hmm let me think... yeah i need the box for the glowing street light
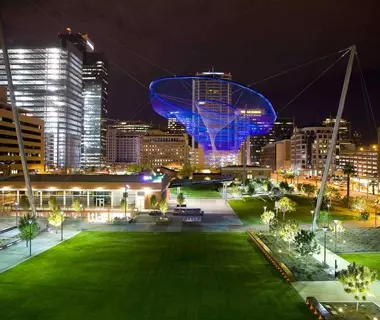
[322,226,329,267]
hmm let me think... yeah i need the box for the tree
[325,186,341,202]
[343,163,355,208]
[318,211,329,227]
[301,184,316,198]
[351,196,370,214]
[294,230,320,256]
[159,199,168,217]
[277,197,297,220]
[18,212,39,247]
[177,192,185,206]
[149,194,158,209]
[48,196,63,233]
[278,220,299,250]
[336,262,377,311]
[19,195,30,211]
[120,198,128,211]
[260,210,275,231]
[178,163,194,178]
[72,198,82,212]
[229,185,241,199]
[247,183,256,196]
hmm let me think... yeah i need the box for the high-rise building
[108,120,152,134]
[140,130,188,167]
[59,29,108,169]
[193,71,233,167]
[81,52,108,168]
[0,45,84,169]
[106,128,141,164]
[0,88,44,175]
[250,118,294,166]
[291,126,333,176]
[167,117,185,133]
[322,117,351,142]
[352,129,363,146]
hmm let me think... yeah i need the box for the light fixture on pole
[27,219,33,257]
[14,201,19,227]
[263,206,267,212]
[333,219,338,253]
[327,203,331,227]
[60,211,64,241]
[322,226,329,267]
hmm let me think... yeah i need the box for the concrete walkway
[292,245,380,305]
[0,228,80,273]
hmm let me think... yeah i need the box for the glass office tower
[81,52,108,168]
[0,45,84,169]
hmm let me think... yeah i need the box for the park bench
[173,208,204,216]
[182,216,202,223]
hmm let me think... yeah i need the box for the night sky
[2,0,380,143]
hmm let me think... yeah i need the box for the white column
[87,191,90,208]
[63,190,66,208]
[110,191,114,208]
[40,191,43,208]
[16,190,19,203]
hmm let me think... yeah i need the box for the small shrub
[359,212,370,221]
[294,230,320,256]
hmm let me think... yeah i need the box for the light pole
[323,226,329,267]
[333,219,338,253]
[60,211,64,241]
[28,219,33,257]
[327,203,331,227]
[14,201,19,227]
[124,185,130,219]
[263,206,267,213]
[80,204,84,231]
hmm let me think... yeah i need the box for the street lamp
[14,201,19,227]
[263,206,267,212]
[27,219,33,257]
[333,219,338,253]
[60,211,64,241]
[124,185,130,219]
[327,203,331,227]
[322,226,329,267]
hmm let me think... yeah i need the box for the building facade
[261,139,291,171]
[250,118,294,166]
[291,126,333,177]
[108,120,152,134]
[140,130,188,167]
[106,128,141,164]
[0,46,84,169]
[322,117,351,142]
[0,91,44,175]
[81,52,108,168]
[167,117,185,133]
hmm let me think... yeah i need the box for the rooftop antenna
[312,45,356,231]
[0,17,37,216]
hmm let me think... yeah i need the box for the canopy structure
[149,76,276,161]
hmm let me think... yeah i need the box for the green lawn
[171,185,221,198]
[340,253,380,279]
[0,232,312,320]
[229,195,357,225]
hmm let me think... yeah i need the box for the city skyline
[2,0,379,143]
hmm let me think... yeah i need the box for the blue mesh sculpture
[150,76,276,159]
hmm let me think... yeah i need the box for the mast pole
[312,46,355,231]
[0,17,37,216]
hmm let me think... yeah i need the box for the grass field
[0,232,312,320]
[229,195,357,225]
[340,253,380,279]
[171,185,221,198]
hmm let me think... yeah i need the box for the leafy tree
[278,220,299,250]
[72,198,82,212]
[317,211,329,227]
[359,212,370,221]
[301,184,316,198]
[48,196,63,233]
[178,163,194,178]
[260,210,275,231]
[159,199,168,216]
[120,198,128,211]
[149,194,158,209]
[343,163,355,208]
[336,262,377,311]
[313,194,330,211]
[229,185,241,199]
[269,217,281,235]
[18,212,39,246]
[19,195,30,211]
[277,196,297,220]
[325,186,341,202]
[177,192,185,206]
[247,183,256,196]
[351,196,370,213]
[294,230,320,256]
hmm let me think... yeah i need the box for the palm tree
[343,163,355,208]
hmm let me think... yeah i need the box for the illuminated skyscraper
[81,52,108,168]
[0,45,84,169]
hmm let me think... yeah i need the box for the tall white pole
[0,17,37,216]
[312,46,355,231]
